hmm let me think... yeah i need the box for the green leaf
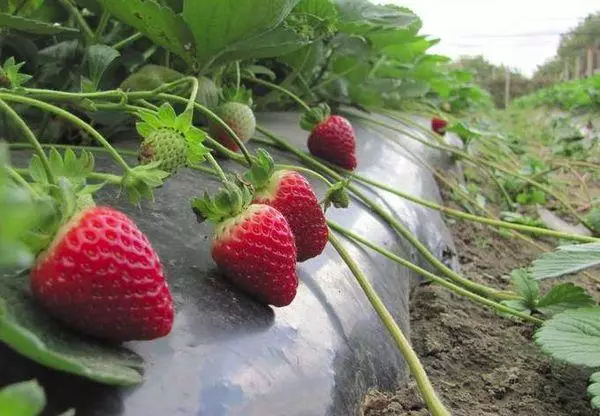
[336,0,419,34]
[96,0,196,64]
[368,28,418,50]
[0,380,45,416]
[532,242,600,280]
[510,269,539,309]
[0,12,78,34]
[534,307,600,367]
[0,0,44,16]
[85,45,120,91]
[500,299,532,314]
[0,275,144,386]
[589,372,600,409]
[214,25,311,64]
[183,0,300,66]
[294,0,337,20]
[537,283,596,315]
[382,38,433,62]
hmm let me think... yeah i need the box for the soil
[360,190,600,416]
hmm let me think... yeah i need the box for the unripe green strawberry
[139,128,187,173]
[209,102,256,152]
[196,76,220,109]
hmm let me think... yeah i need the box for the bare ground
[360,191,600,416]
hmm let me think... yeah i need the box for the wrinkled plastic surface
[0,112,457,416]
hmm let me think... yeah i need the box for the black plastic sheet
[1,112,457,416]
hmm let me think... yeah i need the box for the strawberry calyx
[243,149,275,191]
[323,179,351,211]
[121,162,170,205]
[0,57,32,89]
[19,148,115,255]
[300,103,331,132]
[221,86,253,107]
[191,180,253,224]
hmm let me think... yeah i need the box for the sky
[373,0,600,76]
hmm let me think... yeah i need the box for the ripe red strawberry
[209,102,256,152]
[431,117,448,136]
[302,105,357,171]
[30,206,174,342]
[192,183,298,307]
[246,151,328,262]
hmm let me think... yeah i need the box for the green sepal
[191,180,253,224]
[0,57,32,89]
[122,162,170,206]
[243,148,275,190]
[323,179,350,211]
[300,103,330,132]
[221,86,253,106]
[19,148,102,255]
[28,148,95,192]
[185,126,210,166]
[0,143,57,268]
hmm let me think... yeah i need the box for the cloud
[372,0,599,75]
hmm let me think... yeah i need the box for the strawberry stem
[112,32,144,50]
[243,76,312,113]
[329,221,541,323]
[322,160,598,243]
[0,99,56,185]
[183,76,199,113]
[6,166,40,197]
[0,93,132,174]
[255,125,516,302]
[235,61,241,93]
[347,111,594,232]
[5,87,255,167]
[327,232,452,416]
[9,142,139,158]
[205,154,229,183]
[15,167,122,186]
[57,0,94,44]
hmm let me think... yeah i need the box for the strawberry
[209,102,256,152]
[431,117,448,136]
[30,206,174,342]
[192,182,298,307]
[246,150,328,262]
[301,104,357,171]
[139,128,187,173]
